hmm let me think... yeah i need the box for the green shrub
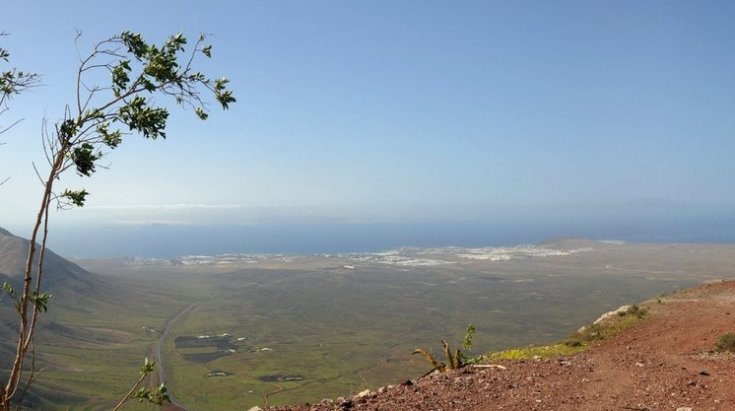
[627,305,647,318]
[716,332,735,352]
[413,324,479,373]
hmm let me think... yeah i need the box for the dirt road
[156,302,198,411]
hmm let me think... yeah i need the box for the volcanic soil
[267,280,735,411]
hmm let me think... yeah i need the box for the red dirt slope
[268,280,735,411]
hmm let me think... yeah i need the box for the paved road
[154,302,199,411]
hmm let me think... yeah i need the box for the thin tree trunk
[2,148,64,408]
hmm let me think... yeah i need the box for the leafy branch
[111,358,170,411]
[0,31,234,411]
[0,33,40,119]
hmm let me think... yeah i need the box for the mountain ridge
[0,227,91,286]
[0,226,159,320]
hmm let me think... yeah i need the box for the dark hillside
[0,226,186,409]
[0,227,155,311]
[0,226,96,290]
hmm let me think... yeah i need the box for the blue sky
[1,1,735,251]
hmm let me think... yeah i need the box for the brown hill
[0,227,90,289]
[1,227,187,408]
[1,227,117,362]
[0,226,154,357]
[0,227,133,306]
[267,280,735,411]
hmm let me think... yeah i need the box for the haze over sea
[2,2,734,261]
[42,205,735,258]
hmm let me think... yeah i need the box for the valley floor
[267,280,735,411]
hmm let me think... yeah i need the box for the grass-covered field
[7,240,734,410]
[4,274,204,410]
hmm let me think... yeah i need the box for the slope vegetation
[270,280,735,410]
[0,227,191,410]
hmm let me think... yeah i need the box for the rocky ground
[265,280,735,411]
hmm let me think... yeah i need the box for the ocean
[47,212,735,258]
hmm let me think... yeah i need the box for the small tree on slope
[0,31,234,410]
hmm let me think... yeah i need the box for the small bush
[627,305,647,318]
[716,332,735,352]
[413,324,479,373]
[564,339,583,347]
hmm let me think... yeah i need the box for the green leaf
[120,31,149,60]
[202,45,212,58]
[112,59,131,90]
[97,122,123,148]
[166,33,187,53]
[2,282,17,299]
[61,189,90,207]
[2,282,22,312]
[58,119,80,141]
[31,291,52,312]
[213,78,236,109]
[195,107,208,120]
[118,96,169,139]
[140,357,156,375]
[462,324,475,351]
[70,143,102,176]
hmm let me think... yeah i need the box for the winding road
[154,302,199,411]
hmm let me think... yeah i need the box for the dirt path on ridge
[268,279,735,411]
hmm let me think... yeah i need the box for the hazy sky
[1,1,734,236]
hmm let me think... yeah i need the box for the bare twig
[110,374,147,411]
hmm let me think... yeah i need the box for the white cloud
[89,203,247,210]
[111,219,199,226]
